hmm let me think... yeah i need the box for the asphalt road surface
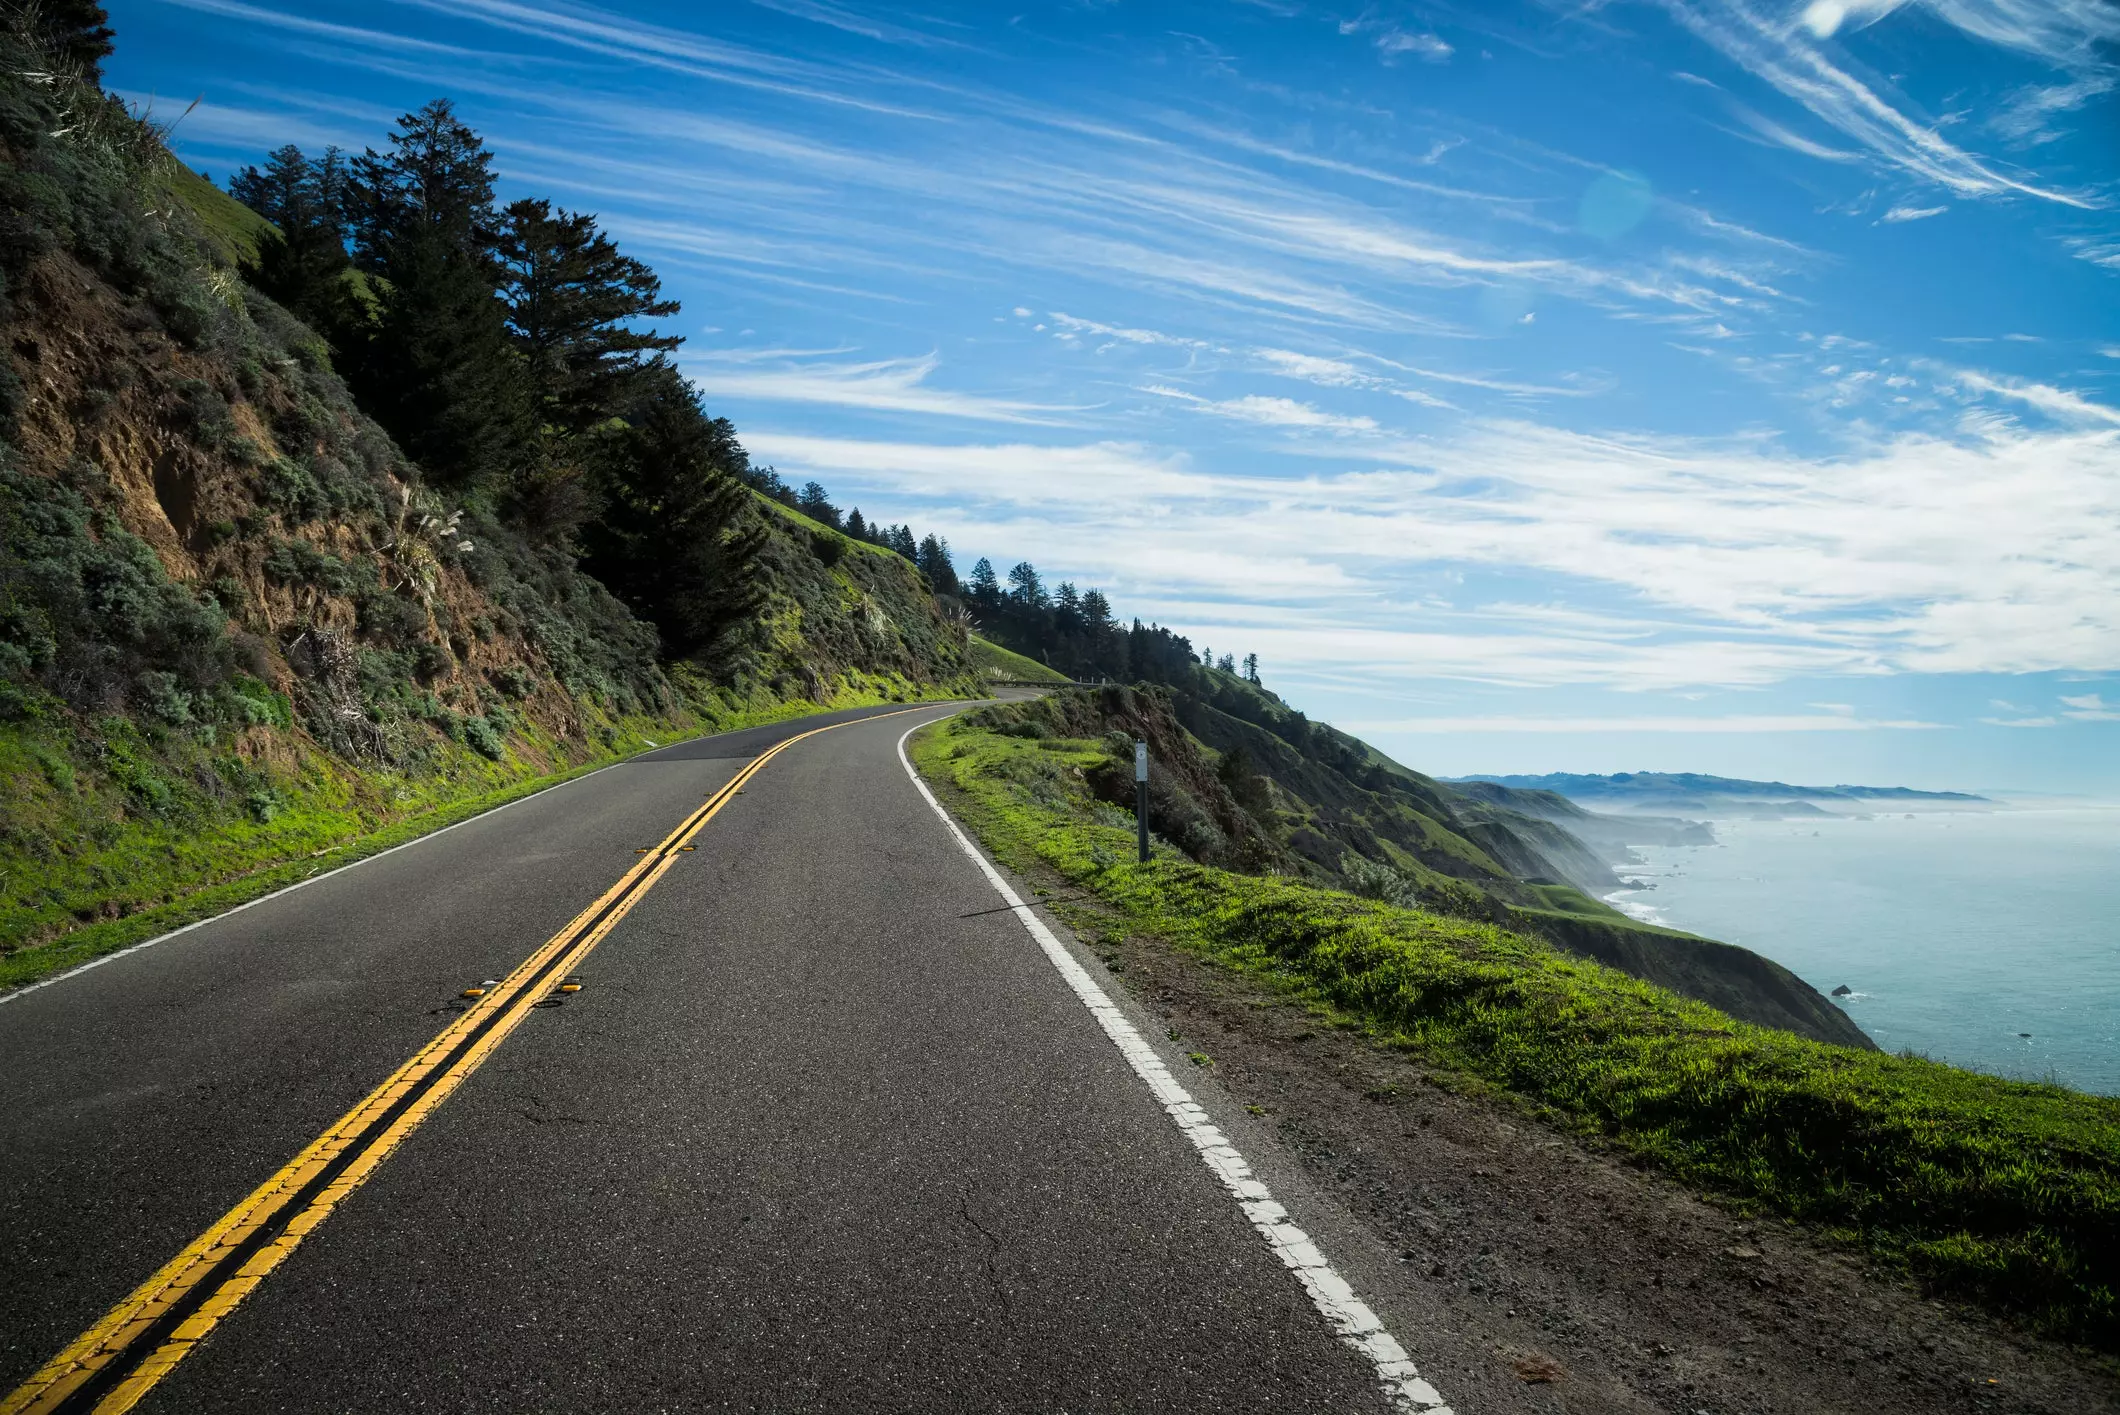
[0,704,1445,1413]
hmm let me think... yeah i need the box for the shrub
[460,714,505,761]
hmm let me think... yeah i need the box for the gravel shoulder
[1022,873,2120,1415]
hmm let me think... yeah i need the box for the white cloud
[1339,18,1453,63]
[1147,385,1381,432]
[1881,204,1947,222]
[685,352,1085,424]
[1979,715,2059,727]
[735,413,2120,689]
[1664,0,2099,207]
[1374,29,1454,62]
[1047,311,1216,350]
[1350,713,1940,733]
[1945,366,2120,425]
[2069,239,2120,271]
[2060,692,2120,720]
[1800,0,1907,39]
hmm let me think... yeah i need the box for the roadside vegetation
[968,633,1070,685]
[0,7,979,983]
[913,696,2120,1350]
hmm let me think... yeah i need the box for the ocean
[1601,802,2120,1095]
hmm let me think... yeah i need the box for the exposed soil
[1041,891,2120,1415]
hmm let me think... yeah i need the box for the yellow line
[2,708,934,1415]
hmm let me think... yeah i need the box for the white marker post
[1134,740,1150,864]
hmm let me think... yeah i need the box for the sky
[110,0,2120,794]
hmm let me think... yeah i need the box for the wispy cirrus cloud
[2061,692,2120,721]
[1338,17,1455,63]
[1663,0,2101,207]
[1146,385,1383,432]
[738,411,2120,689]
[1351,712,1942,732]
[685,352,1087,424]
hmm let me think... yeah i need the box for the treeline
[956,556,1262,692]
[752,474,962,595]
[227,100,1250,699]
[228,103,762,663]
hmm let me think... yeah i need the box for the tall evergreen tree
[230,145,356,336]
[917,534,956,594]
[1007,560,1043,607]
[1079,587,1112,634]
[494,198,678,433]
[968,557,998,601]
[796,481,840,528]
[342,100,528,491]
[844,508,868,541]
[888,524,917,561]
[580,363,766,662]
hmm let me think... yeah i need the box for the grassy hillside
[969,632,1069,684]
[0,47,978,988]
[912,703,2120,1349]
[1014,674,1868,1045]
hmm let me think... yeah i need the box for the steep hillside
[990,685,1870,1047]
[0,44,975,986]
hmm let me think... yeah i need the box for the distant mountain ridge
[1451,771,1985,805]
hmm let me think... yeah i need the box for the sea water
[1603,804,2120,1095]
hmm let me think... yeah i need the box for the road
[0,703,1448,1413]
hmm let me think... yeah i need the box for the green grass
[968,633,1070,684]
[160,160,276,268]
[0,672,961,993]
[912,712,2120,1349]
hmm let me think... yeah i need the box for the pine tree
[342,100,529,492]
[797,481,840,528]
[1243,652,1260,684]
[1007,561,1043,607]
[1079,587,1112,634]
[580,363,766,662]
[494,198,678,433]
[968,557,998,601]
[845,508,867,541]
[917,534,957,593]
[888,524,917,560]
[230,145,356,336]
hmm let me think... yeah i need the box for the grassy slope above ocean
[912,698,2120,1349]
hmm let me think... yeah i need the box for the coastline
[1593,802,2120,1094]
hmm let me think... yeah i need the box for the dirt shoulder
[1034,887,2120,1415]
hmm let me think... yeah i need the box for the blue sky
[113,0,2120,793]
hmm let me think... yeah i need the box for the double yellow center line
[4,710,927,1415]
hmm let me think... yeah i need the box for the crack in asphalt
[956,1190,1013,1320]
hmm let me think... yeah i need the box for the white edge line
[894,722,1452,1415]
[0,752,649,1008]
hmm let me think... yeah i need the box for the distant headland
[1447,771,1987,818]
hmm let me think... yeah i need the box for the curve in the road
[2,707,934,1415]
